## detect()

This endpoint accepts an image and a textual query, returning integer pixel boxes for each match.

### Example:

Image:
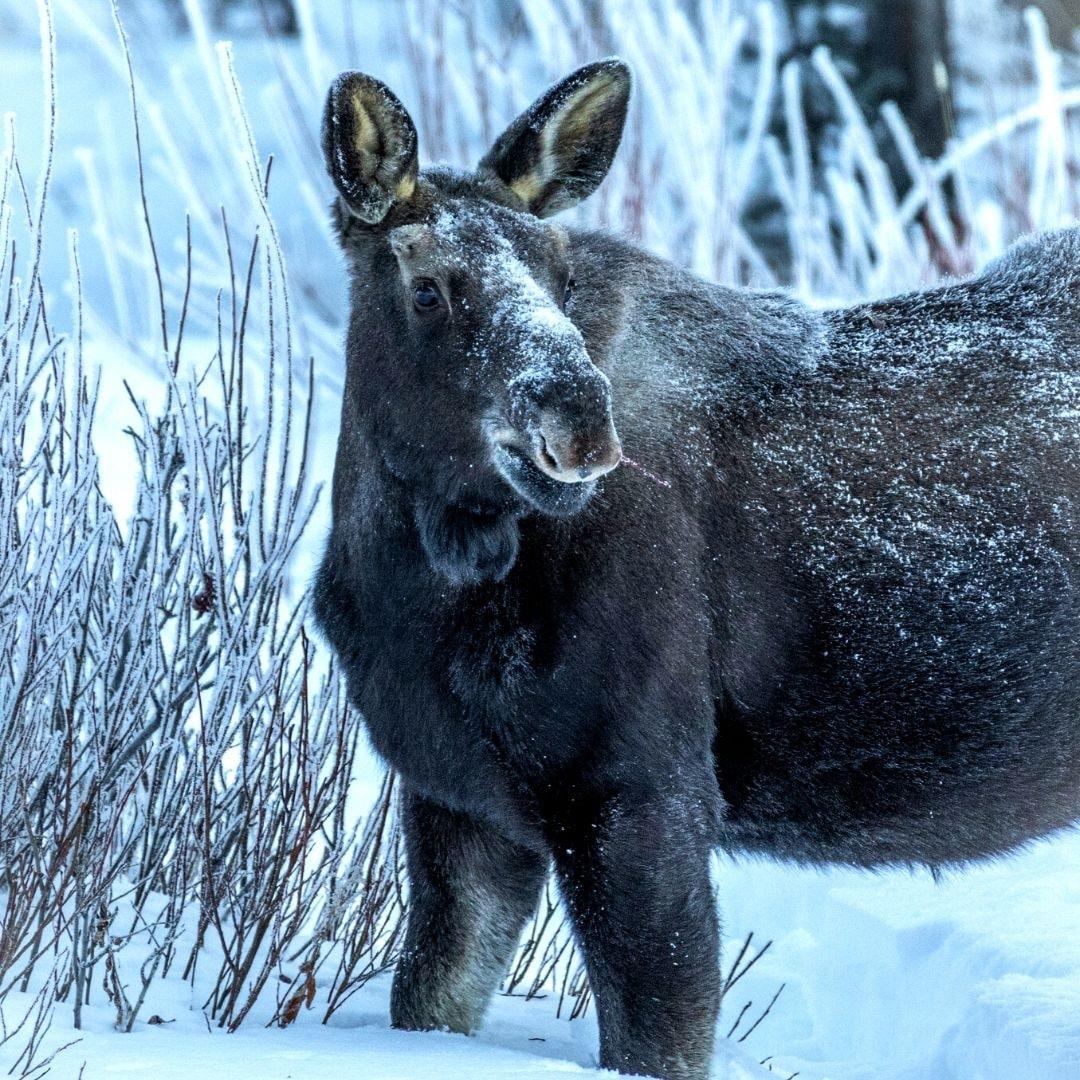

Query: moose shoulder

[313,58,1080,1080]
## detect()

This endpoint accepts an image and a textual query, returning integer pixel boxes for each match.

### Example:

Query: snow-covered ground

[721,837,1080,1079]
[0,972,773,1079]
[5,830,1080,1079]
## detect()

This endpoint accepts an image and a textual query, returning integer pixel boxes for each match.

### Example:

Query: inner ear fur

[322,71,419,225]
[478,58,631,219]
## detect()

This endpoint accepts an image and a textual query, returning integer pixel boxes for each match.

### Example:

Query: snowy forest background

[1,1,1078,1078]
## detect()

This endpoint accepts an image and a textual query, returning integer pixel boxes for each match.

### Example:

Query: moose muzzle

[505,338,621,484]
[492,330,620,516]
[533,407,622,482]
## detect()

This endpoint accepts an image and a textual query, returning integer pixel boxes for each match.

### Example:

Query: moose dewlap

[312,56,1080,1080]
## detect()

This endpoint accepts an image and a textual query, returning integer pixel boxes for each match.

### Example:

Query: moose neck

[567,228,827,428]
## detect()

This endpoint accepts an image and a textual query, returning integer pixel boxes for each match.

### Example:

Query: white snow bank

[717,828,1080,1079]
[0,970,774,1080]
[7,830,1079,1079]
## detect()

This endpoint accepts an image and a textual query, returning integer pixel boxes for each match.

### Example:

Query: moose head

[322,60,631,584]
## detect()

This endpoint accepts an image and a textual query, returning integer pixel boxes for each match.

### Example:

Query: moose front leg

[391,788,547,1034]
[553,793,720,1080]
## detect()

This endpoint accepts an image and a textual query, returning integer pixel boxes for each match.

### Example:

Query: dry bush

[0,1,402,1061]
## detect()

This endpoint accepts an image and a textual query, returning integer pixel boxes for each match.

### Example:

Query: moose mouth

[492,441,597,518]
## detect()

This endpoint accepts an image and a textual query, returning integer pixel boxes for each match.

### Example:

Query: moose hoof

[414,498,520,584]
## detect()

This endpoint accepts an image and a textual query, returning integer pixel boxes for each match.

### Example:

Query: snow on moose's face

[384,198,621,518]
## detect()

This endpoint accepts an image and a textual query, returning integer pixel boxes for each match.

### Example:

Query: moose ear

[322,72,419,225]
[478,58,631,218]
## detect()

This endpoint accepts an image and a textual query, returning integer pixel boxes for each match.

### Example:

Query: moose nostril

[538,436,561,474]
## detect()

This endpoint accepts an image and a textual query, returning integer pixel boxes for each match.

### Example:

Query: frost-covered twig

[0,1,402,1050]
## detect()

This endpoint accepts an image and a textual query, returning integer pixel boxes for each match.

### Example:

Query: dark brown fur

[314,60,1080,1079]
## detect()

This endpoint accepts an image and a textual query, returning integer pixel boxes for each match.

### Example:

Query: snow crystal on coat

[744,230,1079,669]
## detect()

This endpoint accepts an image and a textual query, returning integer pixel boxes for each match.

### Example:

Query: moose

[313,57,1080,1080]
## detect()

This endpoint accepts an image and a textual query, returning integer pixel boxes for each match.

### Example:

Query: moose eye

[562,275,576,310]
[413,279,443,313]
